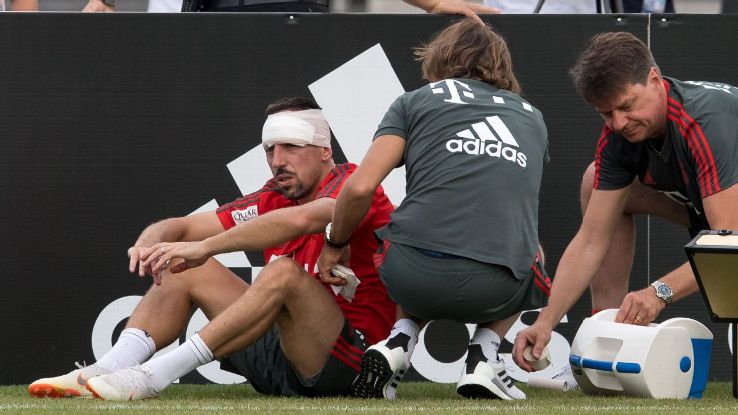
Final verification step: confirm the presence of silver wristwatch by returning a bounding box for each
[651,281,673,305]
[324,223,349,249]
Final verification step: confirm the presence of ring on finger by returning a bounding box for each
[634,314,644,322]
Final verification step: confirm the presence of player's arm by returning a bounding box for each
[11,0,38,10]
[202,197,335,253]
[403,0,500,24]
[513,186,629,370]
[317,135,405,285]
[144,197,336,274]
[82,0,114,12]
[668,182,738,297]
[617,184,738,325]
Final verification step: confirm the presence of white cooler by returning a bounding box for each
[569,309,712,399]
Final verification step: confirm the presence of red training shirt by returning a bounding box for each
[216,163,395,344]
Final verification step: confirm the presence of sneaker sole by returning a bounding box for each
[85,383,106,400]
[85,380,158,401]
[457,374,514,400]
[28,383,87,399]
[351,349,397,399]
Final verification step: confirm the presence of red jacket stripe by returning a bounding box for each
[668,97,719,195]
[593,126,612,190]
[667,101,719,196]
[336,336,365,359]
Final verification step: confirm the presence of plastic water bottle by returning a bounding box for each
[642,0,667,13]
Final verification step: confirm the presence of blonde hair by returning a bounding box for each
[415,19,521,94]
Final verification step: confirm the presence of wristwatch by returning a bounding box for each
[651,281,673,305]
[324,223,349,249]
[101,0,116,7]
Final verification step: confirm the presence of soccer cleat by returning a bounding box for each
[29,362,109,398]
[85,365,160,401]
[351,335,411,399]
[457,345,526,400]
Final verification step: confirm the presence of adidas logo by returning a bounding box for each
[445,115,527,168]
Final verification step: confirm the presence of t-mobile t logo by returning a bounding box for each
[431,79,475,104]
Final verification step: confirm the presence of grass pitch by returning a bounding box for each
[3,382,738,414]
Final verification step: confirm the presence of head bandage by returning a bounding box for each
[261,109,331,149]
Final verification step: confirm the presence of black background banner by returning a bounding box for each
[0,13,735,385]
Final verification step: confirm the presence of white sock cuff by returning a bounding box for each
[393,319,420,339]
[187,333,214,365]
[470,327,501,348]
[121,328,156,355]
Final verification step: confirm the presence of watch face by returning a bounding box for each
[655,283,672,301]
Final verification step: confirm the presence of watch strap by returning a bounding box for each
[324,234,349,249]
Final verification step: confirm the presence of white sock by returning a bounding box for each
[387,319,420,357]
[95,328,156,372]
[145,333,214,393]
[470,327,501,361]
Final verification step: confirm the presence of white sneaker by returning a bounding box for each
[29,363,109,398]
[351,337,411,399]
[457,346,526,400]
[551,365,578,391]
[85,365,160,401]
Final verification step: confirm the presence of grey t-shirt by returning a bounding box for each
[375,79,549,280]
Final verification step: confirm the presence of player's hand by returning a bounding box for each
[140,241,211,284]
[616,287,665,325]
[317,245,351,286]
[128,246,157,278]
[82,0,114,12]
[512,322,552,372]
[425,0,501,25]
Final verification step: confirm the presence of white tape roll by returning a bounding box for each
[523,345,551,371]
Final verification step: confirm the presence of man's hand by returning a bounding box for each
[317,245,351,286]
[128,246,157,278]
[82,0,114,12]
[512,322,552,372]
[406,0,501,25]
[140,241,211,284]
[616,286,666,325]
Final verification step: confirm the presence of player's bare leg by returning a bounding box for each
[86,257,345,400]
[200,257,344,378]
[29,258,247,398]
[127,258,250,348]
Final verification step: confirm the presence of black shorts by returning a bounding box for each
[374,241,551,323]
[220,320,367,397]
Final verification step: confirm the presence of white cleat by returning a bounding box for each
[85,365,160,401]
[351,339,410,400]
[457,349,526,400]
[29,363,109,398]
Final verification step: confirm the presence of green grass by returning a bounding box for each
[3,382,738,414]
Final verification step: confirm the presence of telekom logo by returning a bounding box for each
[430,79,476,104]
